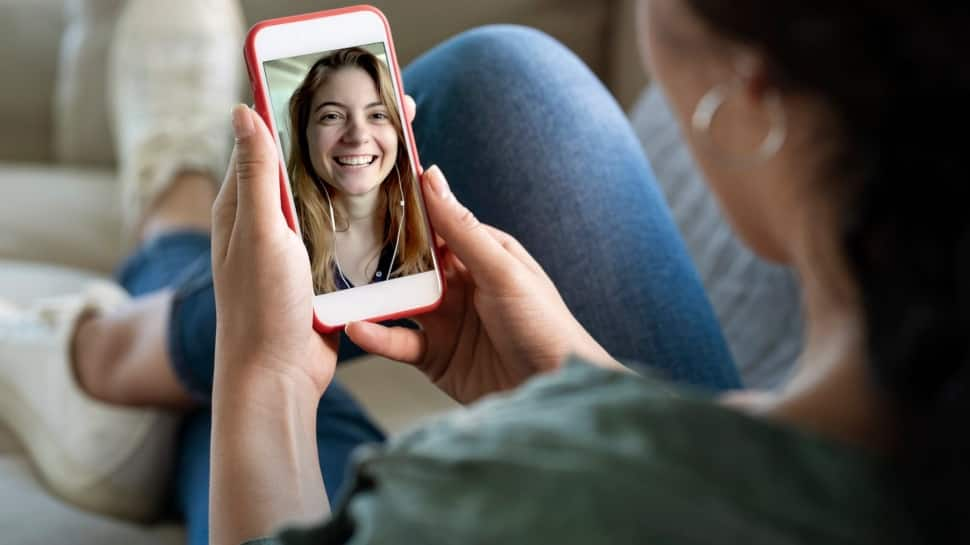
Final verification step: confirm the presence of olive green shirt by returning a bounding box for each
[245,358,918,545]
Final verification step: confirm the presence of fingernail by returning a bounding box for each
[426,165,452,201]
[348,321,378,338]
[231,104,254,138]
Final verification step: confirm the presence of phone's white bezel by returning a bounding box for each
[251,10,442,327]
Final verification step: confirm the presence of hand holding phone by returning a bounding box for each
[212,104,339,396]
[345,166,621,405]
[242,6,619,401]
[245,6,444,333]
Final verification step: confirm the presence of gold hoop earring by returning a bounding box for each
[691,81,787,167]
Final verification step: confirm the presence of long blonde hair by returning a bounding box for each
[287,47,431,293]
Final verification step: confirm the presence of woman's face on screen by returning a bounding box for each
[306,66,399,197]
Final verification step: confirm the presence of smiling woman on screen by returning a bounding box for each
[287,47,431,293]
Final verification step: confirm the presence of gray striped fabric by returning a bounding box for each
[630,86,803,389]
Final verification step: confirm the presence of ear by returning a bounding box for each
[733,49,774,106]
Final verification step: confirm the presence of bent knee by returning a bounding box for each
[443,25,586,82]
[452,25,563,55]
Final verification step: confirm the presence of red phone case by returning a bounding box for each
[243,5,445,334]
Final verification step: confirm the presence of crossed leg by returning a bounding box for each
[72,173,215,410]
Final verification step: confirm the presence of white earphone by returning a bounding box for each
[324,174,405,289]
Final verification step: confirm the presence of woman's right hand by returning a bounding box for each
[345,166,625,404]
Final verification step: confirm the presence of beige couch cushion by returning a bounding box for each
[0,164,121,274]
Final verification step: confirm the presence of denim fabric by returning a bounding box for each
[117,232,216,398]
[116,25,739,545]
[404,26,739,388]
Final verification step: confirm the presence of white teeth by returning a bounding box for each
[335,155,376,166]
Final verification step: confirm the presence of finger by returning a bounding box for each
[481,225,547,278]
[345,321,427,365]
[432,240,468,276]
[421,165,519,286]
[444,248,469,276]
[211,146,240,261]
[230,104,284,229]
[403,94,416,124]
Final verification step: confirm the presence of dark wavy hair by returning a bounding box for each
[684,1,970,541]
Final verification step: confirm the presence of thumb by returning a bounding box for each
[231,104,284,227]
[345,321,426,366]
[422,165,513,286]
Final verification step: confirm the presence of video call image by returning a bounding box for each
[264,43,433,295]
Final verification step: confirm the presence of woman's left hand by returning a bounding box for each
[211,97,419,394]
[211,104,337,394]
[209,98,419,545]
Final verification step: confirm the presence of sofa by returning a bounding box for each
[0,1,801,543]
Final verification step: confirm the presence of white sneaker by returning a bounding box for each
[0,282,178,522]
[109,0,245,241]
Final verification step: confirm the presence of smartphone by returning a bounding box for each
[244,5,444,333]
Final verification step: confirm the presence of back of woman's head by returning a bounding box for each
[683,1,970,540]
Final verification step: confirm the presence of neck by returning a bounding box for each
[773,290,882,447]
[763,220,895,451]
[332,189,384,248]
[334,188,383,222]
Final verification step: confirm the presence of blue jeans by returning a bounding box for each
[116,25,740,545]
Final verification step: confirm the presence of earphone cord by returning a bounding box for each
[324,178,405,288]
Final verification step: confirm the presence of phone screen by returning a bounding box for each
[262,43,432,296]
